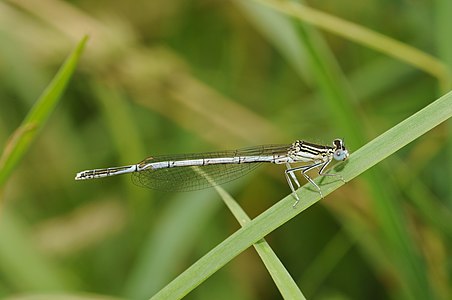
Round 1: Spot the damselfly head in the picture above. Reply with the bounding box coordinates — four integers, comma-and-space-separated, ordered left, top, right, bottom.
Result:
332, 139, 349, 161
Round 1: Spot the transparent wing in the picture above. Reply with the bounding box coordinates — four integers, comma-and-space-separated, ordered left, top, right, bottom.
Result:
131, 144, 290, 192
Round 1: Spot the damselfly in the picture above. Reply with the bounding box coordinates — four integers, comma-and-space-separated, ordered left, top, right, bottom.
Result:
75, 139, 349, 207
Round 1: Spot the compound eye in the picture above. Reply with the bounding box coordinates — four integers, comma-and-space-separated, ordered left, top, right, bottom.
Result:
334, 149, 348, 161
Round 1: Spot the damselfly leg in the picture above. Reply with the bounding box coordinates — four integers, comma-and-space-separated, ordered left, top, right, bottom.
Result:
285, 156, 346, 208
286, 161, 325, 207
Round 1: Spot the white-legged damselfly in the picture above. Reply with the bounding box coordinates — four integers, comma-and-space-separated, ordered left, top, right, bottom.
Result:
75, 139, 349, 207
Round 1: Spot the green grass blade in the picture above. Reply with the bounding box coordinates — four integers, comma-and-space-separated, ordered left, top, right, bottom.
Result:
214, 185, 305, 300
0, 36, 88, 188
233, 0, 311, 84
150, 90, 452, 300
252, 0, 451, 89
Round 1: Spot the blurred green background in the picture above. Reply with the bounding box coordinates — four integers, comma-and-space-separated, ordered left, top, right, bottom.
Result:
0, 0, 451, 299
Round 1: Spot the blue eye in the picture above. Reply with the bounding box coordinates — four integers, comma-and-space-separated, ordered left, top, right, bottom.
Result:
334, 149, 348, 161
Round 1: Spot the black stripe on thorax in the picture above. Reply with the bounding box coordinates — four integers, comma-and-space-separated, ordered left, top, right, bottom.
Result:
297, 141, 333, 155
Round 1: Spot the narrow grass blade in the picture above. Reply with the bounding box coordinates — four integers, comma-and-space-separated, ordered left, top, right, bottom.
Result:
213, 185, 305, 300
234, 0, 311, 84
252, 0, 451, 89
150, 91, 452, 300
139, 168, 303, 299
0, 36, 88, 188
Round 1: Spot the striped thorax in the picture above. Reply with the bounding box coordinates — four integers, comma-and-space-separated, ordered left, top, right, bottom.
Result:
288, 139, 349, 163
